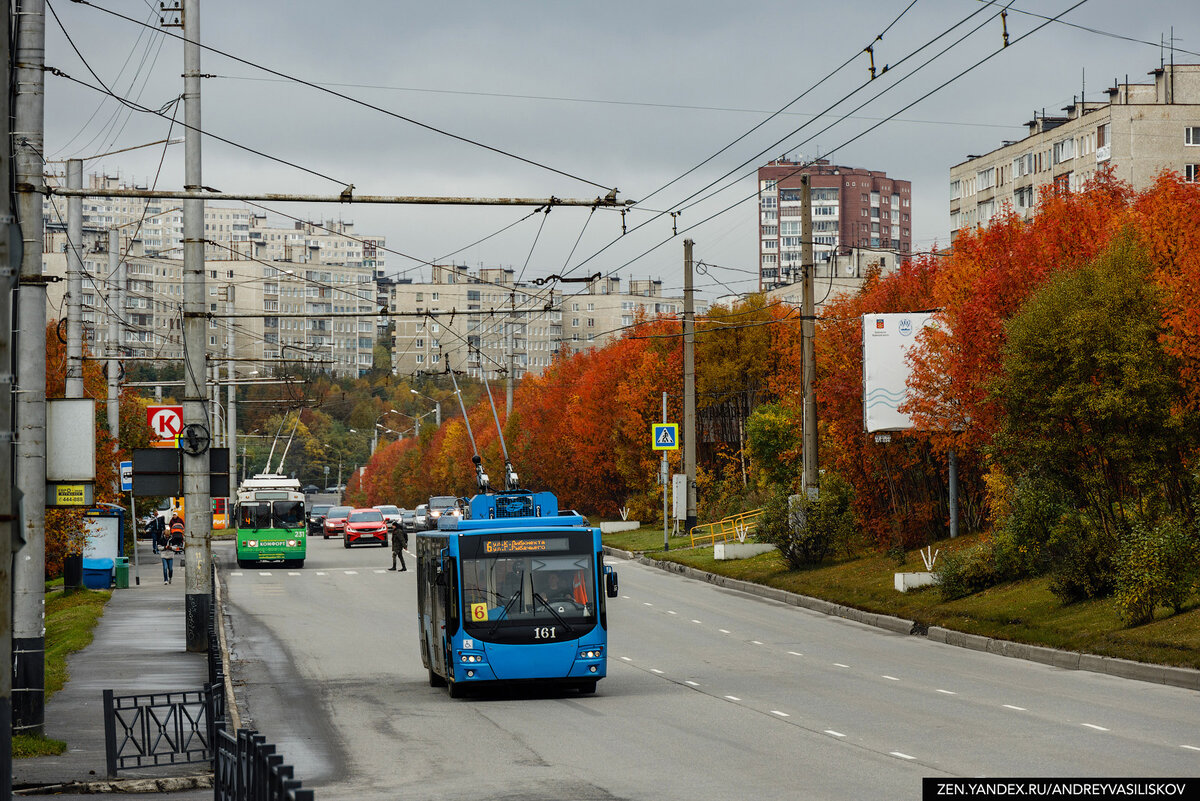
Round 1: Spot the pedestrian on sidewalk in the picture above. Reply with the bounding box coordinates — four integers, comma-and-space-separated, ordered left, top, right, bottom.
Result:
149, 514, 165, 554
162, 517, 184, 584
388, 522, 407, 572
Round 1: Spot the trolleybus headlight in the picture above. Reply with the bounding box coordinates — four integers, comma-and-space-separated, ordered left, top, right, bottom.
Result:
286, 539, 298, 547
247, 540, 258, 548
578, 647, 604, 659
459, 652, 485, 664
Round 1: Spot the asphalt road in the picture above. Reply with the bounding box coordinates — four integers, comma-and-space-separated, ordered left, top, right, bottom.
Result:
219, 537, 1200, 801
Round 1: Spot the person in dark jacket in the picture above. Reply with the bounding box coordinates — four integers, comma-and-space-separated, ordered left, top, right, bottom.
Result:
148, 515, 165, 554
387, 521, 407, 572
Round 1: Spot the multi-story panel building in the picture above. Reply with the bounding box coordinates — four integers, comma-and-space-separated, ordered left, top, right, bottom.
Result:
949, 64, 1200, 238
385, 267, 682, 380
757, 158, 913, 291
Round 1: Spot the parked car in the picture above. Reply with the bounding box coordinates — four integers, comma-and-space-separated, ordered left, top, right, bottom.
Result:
344, 508, 388, 548
373, 505, 403, 531
427, 495, 462, 528
413, 503, 429, 531
307, 504, 332, 536
322, 506, 353, 539
301, 484, 320, 495
399, 508, 417, 533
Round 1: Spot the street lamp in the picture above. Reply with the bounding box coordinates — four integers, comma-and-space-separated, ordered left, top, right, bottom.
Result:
371, 409, 405, 455
410, 389, 441, 429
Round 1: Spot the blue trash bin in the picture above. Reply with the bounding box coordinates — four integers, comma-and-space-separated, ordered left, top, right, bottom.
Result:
81, 557, 115, 590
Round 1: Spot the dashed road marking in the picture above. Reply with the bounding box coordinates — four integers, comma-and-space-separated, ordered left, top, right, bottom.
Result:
1082, 724, 1109, 731
1181, 745, 1200, 752
691, 619, 702, 624
724, 695, 741, 701
751, 640, 763, 645
684, 680, 700, 687
258, 572, 272, 576
344, 571, 358, 575
825, 730, 846, 738
643, 602, 653, 607
771, 710, 790, 717
936, 689, 957, 695
230, 572, 242, 576
651, 669, 664, 674
315, 572, 327, 576
787, 651, 803, 657
667, 610, 677, 615
882, 675, 899, 681
890, 752, 915, 760
834, 663, 850, 668
1003, 705, 1027, 711
287, 572, 301, 576
373, 570, 385, 574
620, 656, 633, 662
719, 629, 731, 634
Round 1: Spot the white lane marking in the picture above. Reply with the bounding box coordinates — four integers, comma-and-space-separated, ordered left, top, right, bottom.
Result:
667, 610, 677, 615
258, 572, 272, 576
891, 752, 916, 760
882, 675, 899, 681
650, 669, 664, 674
771, 710, 790, 717
936, 689, 957, 695
1181, 745, 1200, 752
287, 572, 301, 576
751, 640, 764, 645
692, 619, 703, 624
620, 656, 632, 662
315, 572, 327, 576
621, 595, 631, 599
684, 680, 700, 687
373, 570, 386, 574
229, 572, 242, 576
1002, 705, 1027, 711
1082, 724, 1109, 731
787, 651, 803, 657
719, 629, 731, 634
834, 663, 850, 668
825, 730, 846, 738
344, 570, 358, 575
724, 695, 741, 701
643, 602, 653, 607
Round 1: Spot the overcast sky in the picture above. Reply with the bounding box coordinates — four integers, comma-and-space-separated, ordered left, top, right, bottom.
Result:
41, 0, 1200, 303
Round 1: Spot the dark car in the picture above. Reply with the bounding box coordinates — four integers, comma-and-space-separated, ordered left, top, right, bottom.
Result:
399, 508, 417, 533
427, 495, 462, 528
322, 506, 353, 539
344, 508, 388, 548
302, 484, 320, 495
307, 504, 332, 536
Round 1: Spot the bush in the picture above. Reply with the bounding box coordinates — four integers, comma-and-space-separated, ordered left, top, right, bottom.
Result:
990, 474, 1071, 580
1047, 513, 1118, 604
936, 540, 1002, 601
1113, 517, 1200, 626
757, 474, 857, 569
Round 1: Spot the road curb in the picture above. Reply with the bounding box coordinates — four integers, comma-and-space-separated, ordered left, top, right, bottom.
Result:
14, 773, 213, 795
605, 546, 1200, 691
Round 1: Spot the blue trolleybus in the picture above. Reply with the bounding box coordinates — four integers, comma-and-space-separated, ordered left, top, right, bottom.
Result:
417, 490, 619, 697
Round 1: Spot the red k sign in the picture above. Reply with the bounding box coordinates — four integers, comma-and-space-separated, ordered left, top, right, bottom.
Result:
147, 405, 184, 441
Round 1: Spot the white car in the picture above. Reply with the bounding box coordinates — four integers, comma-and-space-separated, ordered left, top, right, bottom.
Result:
373, 505, 403, 531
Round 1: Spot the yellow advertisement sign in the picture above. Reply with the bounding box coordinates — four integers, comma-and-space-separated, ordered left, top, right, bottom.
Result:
48, 484, 91, 506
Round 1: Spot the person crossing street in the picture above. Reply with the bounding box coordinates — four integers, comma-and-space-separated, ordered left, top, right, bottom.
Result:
387, 519, 407, 572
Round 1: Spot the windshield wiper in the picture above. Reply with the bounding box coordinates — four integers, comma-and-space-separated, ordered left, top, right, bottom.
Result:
531, 593, 574, 633
487, 590, 524, 636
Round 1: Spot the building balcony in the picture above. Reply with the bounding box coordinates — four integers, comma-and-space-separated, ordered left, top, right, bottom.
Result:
1096, 144, 1111, 162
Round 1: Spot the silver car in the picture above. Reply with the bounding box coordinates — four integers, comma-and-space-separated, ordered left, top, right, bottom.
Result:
373, 505, 403, 531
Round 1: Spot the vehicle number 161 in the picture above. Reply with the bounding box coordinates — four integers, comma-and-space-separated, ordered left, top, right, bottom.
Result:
533, 626, 557, 639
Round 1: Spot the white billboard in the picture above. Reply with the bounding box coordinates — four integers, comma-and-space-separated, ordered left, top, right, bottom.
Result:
862, 312, 934, 433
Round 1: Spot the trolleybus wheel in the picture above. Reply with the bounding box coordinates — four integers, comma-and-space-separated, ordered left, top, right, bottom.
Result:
447, 679, 464, 698
578, 680, 597, 695
237, 559, 249, 569
428, 668, 445, 688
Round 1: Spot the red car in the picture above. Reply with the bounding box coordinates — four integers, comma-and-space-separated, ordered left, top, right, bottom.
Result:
322, 506, 353, 539
344, 508, 389, 549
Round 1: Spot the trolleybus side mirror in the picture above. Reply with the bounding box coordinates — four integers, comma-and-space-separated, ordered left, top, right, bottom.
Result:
605, 565, 618, 598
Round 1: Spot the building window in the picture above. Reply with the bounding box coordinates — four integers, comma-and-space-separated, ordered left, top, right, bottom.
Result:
1186, 164, 1200, 183
1186, 127, 1200, 146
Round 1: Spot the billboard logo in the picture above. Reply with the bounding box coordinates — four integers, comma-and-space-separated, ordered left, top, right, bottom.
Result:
898, 318, 913, 336
875, 318, 885, 329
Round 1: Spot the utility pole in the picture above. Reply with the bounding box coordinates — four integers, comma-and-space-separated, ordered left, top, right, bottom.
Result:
227, 289, 236, 503
13, 0, 48, 737
506, 291, 515, 416
181, 0, 212, 652
2, 5, 19, 788
65, 159, 84, 398
106, 231, 121, 443
800, 174, 819, 498
682, 239, 697, 536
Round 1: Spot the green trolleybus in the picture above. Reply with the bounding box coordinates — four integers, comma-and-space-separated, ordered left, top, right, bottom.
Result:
234, 474, 307, 568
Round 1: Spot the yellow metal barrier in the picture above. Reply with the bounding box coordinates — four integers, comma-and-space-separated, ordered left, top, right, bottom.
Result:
689, 509, 765, 548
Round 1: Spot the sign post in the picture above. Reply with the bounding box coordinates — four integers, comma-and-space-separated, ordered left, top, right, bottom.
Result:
120, 461, 138, 585
652, 413, 679, 551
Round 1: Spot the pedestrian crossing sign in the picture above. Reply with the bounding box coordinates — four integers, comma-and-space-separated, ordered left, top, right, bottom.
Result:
652, 423, 679, 451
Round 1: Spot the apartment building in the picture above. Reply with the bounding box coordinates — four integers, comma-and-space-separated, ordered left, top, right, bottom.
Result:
757, 158, 913, 291
949, 63, 1200, 238
384, 267, 682, 380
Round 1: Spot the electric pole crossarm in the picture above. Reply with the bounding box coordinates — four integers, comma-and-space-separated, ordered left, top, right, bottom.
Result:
46, 187, 633, 208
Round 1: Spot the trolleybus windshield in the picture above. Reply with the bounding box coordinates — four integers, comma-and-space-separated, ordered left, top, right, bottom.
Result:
459, 531, 596, 639
240, 500, 305, 530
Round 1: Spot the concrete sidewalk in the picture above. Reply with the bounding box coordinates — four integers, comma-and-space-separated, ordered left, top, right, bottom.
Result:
13, 538, 215, 797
